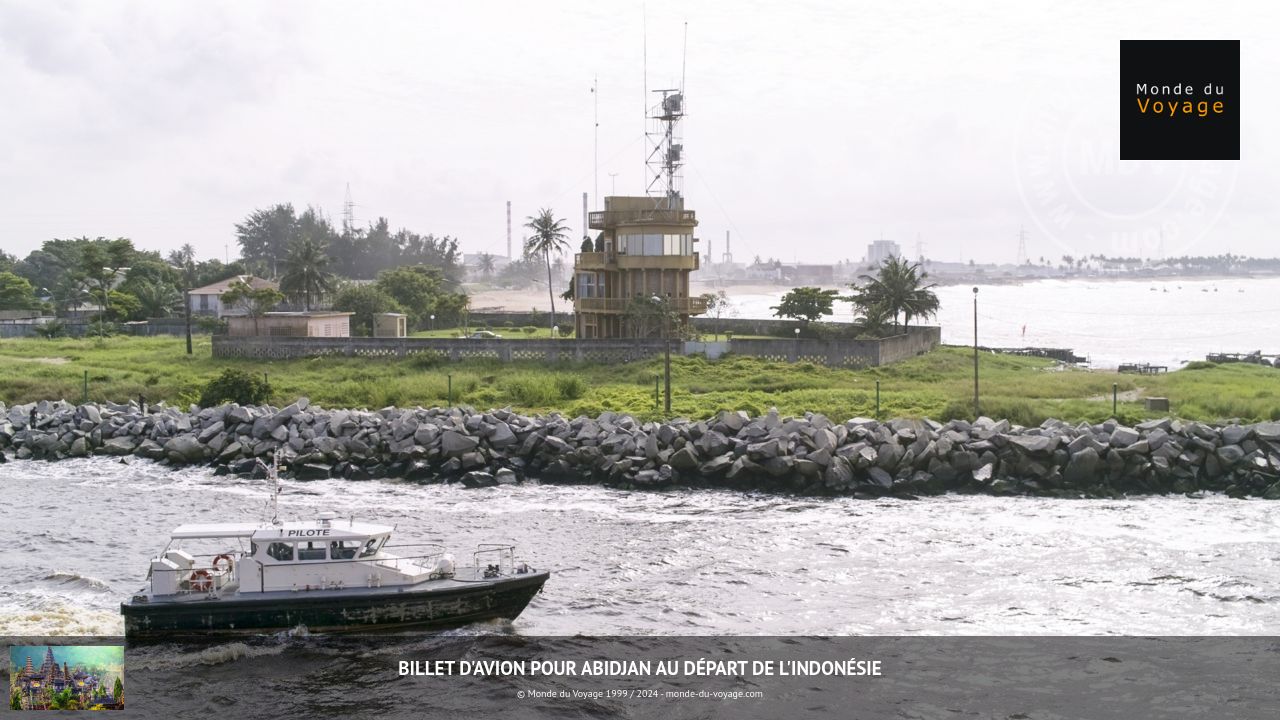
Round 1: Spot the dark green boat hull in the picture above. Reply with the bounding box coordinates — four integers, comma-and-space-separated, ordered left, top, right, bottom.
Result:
121, 572, 548, 639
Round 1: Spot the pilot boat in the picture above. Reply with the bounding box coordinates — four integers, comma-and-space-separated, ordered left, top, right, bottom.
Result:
121, 462, 548, 639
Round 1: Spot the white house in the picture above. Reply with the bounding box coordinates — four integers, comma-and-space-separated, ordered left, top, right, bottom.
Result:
188, 275, 277, 317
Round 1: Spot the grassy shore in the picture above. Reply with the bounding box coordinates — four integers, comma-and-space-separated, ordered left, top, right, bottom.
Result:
0, 335, 1276, 425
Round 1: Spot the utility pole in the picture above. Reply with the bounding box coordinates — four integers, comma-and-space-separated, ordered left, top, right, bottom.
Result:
653, 295, 672, 415
972, 287, 980, 418
506, 201, 512, 259
184, 289, 193, 355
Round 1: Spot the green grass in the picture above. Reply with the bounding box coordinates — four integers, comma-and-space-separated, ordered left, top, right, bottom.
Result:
0, 336, 1277, 425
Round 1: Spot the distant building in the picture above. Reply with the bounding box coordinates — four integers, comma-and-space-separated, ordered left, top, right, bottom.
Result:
865, 240, 901, 268
188, 275, 278, 317
744, 259, 783, 282
227, 311, 352, 337
571, 195, 707, 338
782, 264, 835, 285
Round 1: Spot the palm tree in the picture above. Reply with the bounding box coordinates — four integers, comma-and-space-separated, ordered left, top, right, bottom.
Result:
167, 244, 196, 268
478, 252, 496, 278
523, 208, 571, 331
279, 236, 335, 310
847, 256, 939, 332
132, 279, 182, 318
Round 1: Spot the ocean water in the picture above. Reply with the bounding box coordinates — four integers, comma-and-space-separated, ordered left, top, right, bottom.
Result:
725, 276, 1280, 368
3, 458, 1279, 638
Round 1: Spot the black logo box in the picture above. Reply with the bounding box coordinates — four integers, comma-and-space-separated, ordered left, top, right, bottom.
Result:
1120, 39, 1239, 160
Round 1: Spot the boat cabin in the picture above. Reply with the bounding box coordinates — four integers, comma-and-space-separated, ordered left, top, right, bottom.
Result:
147, 511, 445, 596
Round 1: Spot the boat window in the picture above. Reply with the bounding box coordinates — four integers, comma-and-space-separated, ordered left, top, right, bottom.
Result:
330, 540, 361, 560
298, 541, 326, 562
266, 542, 294, 562
359, 536, 384, 558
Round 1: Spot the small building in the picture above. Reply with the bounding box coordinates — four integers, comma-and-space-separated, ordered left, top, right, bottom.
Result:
374, 312, 408, 338
227, 311, 352, 338
189, 275, 278, 317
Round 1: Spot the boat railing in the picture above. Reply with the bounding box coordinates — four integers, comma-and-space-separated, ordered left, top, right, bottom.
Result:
259, 550, 454, 591
473, 544, 518, 577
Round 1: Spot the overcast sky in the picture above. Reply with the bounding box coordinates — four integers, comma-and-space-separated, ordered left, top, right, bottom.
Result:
2, 1, 1276, 266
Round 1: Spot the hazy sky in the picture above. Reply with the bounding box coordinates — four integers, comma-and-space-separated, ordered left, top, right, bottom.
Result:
2, 1, 1276, 265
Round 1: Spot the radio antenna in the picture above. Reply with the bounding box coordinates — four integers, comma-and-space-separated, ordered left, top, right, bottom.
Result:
681, 21, 688, 93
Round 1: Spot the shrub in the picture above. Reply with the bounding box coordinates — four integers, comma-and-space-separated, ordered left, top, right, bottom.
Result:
199, 368, 272, 407
31, 320, 66, 339
1183, 361, 1216, 370
85, 320, 119, 337
522, 326, 538, 335
194, 316, 228, 334
555, 375, 587, 400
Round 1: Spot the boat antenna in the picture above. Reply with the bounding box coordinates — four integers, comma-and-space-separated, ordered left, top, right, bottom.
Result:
269, 449, 283, 526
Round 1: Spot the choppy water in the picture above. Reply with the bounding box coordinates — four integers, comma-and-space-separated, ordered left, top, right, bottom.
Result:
727, 276, 1280, 368
3, 458, 1280, 637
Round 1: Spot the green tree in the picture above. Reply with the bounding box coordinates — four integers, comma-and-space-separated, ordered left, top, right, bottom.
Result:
0, 249, 15, 273
113, 676, 123, 705
523, 208, 571, 332
332, 283, 403, 336
221, 279, 284, 334
50, 688, 77, 710
374, 265, 467, 329
477, 252, 496, 278
771, 286, 838, 325
10, 688, 21, 710
700, 290, 732, 340
0, 271, 38, 309
235, 204, 297, 277
167, 243, 196, 268
130, 279, 182, 318
78, 238, 135, 336
279, 236, 335, 310
846, 256, 939, 331
104, 290, 142, 322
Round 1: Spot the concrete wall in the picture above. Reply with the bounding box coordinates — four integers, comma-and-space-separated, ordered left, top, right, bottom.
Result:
212, 327, 941, 368
213, 336, 674, 363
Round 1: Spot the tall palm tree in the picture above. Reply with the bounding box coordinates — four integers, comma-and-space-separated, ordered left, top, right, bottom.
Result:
847, 256, 939, 331
523, 208, 571, 331
478, 252, 496, 278
279, 236, 335, 310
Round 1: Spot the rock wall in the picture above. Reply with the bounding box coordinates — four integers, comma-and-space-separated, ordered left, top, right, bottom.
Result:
2, 399, 1279, 499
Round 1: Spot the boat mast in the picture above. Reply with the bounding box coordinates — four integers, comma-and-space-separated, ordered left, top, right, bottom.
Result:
269, 449, 283, 526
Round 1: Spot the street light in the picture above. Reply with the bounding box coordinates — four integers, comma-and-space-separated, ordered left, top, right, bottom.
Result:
972, 286, 980, 419
794, 326, 801, 361
430, 314, 435, 332
652, 295, 671, 415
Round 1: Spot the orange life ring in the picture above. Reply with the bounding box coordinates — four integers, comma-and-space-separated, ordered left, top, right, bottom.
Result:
189, 569, 213, 593
213, 554, 234, 572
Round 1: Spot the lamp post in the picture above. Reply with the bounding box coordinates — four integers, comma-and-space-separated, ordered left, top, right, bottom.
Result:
972, 286, 980, 419
794, 326, 801, 361
652, 295, 671, 415
429, 314, 435, 332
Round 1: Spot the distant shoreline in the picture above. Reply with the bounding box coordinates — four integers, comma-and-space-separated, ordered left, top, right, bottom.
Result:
467, 273, 1280, 312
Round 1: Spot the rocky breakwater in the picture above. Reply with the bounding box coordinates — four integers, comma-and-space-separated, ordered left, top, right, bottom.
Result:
3, 399, 1280, 499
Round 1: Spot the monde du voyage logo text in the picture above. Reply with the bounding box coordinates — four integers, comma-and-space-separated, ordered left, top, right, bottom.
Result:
1120, 40, 1239, 160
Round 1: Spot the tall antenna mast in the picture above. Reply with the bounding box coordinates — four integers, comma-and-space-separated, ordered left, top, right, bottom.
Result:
342, 183, 356, 234
593, 76, 599, 210
1016, 225, 1029, 266
681, 21, 688, 93
645, 22, 687, 203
